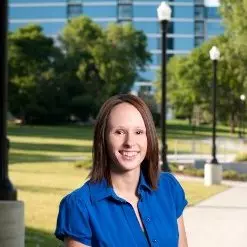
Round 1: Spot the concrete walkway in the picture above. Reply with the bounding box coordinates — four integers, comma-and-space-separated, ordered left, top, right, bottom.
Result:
179, 176, 247, 247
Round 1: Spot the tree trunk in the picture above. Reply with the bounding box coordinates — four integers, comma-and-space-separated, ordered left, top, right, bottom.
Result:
229, 112, 235, 133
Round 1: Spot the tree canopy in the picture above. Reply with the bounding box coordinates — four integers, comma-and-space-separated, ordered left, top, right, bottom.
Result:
8, 16, 151, 124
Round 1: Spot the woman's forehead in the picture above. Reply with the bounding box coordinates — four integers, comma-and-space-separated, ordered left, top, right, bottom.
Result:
107, 103, 146, 128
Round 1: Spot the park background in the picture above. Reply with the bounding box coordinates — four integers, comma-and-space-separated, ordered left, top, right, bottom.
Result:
5, 0, 247, 246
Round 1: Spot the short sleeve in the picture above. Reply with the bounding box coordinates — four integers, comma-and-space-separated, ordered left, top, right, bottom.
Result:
162, 173, 188, 218
54, 194, 92, 245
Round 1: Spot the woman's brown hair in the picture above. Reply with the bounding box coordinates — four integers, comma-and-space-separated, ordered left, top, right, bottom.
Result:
89, 94, 160, 189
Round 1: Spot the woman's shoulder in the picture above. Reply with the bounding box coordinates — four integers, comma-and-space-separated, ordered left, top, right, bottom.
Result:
157, 172, 184, 191
60, 180, 91, 206
158, 172, 179, 184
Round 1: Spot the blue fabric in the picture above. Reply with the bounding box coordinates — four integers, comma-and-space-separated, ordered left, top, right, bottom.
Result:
55, 172, 188, 247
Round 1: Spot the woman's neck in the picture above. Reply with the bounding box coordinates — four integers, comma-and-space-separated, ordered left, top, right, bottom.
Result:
110, 168, 141, 197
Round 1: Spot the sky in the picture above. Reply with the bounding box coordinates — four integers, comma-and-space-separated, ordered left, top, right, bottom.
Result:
204, 0, 220, 7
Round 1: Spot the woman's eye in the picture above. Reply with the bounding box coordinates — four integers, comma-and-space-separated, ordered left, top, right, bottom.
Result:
136, 130, 144, 135
115, 130, 124, 135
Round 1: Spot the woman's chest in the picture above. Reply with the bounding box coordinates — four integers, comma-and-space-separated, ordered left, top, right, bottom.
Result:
88, 194, 179, 247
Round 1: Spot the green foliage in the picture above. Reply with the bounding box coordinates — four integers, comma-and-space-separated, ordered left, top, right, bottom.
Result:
155, 34, 247, 131
8, 24, 68, 124
8, 17, 151, 124
235, 152, 247, 162
171, 163, 247, 181
59, 16, 151, 120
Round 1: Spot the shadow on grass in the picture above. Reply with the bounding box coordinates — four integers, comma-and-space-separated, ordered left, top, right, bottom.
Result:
25, 227, 61, 247
17, 185, 71, 195
10, 142, 92, 153
9, 153, 58, 164
8, 125, 94, 141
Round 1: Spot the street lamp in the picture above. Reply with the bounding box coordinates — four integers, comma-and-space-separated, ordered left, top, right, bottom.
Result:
204, 46, 222, 186
0, 0, 17, 200
240, 94, 246, 138
157, 2, 171, 172
209, 46, 220, 164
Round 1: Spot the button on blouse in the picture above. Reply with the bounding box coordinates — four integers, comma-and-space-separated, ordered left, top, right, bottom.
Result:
55, 172, 188, 247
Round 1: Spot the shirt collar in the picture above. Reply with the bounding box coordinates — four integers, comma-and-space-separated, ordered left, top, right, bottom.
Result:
89, 171, 153, 203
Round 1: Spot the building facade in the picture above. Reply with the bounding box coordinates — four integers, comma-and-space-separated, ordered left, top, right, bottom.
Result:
9, 0, 224, 92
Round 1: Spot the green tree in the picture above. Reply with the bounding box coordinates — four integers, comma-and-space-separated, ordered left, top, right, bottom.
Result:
8, 24, 68, 124
155, 35, 247, 132
59, 16, 151, 120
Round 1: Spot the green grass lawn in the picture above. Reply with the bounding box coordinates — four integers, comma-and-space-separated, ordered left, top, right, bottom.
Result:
7, 122, 230, 246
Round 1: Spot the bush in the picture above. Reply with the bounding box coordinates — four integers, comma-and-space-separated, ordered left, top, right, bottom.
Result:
235, 153, 247, 162
170, 163, 247, 181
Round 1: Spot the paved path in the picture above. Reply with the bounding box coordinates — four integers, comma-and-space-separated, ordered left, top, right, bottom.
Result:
179, 176, 247, 247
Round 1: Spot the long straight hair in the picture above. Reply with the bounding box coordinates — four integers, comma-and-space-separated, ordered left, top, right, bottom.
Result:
89, 94, 160, 189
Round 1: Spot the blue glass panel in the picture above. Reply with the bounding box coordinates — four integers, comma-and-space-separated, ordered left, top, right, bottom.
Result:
118, 5, 132, 20
206, 22, 224, 36
9, 22, 66, 35
10, 0, 65, 2
133, 6, 158, 18
83, 6, 116, 18
173, 6, 193, 18
174, 37, 194, 50
147, 37, 158, 50
138, 70, 157, 81
9, 6, 66, 19
206, 7, 220, 19
173, 22, 194, 34
134, 21, 158, 33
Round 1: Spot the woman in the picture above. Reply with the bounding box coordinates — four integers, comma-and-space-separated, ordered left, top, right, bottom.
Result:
55, 94, 188, 247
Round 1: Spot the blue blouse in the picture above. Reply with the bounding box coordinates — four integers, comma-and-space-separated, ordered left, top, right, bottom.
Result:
55, 172, 188, 247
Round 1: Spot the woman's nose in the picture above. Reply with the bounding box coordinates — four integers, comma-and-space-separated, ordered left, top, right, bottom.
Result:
124, 133, 135, 147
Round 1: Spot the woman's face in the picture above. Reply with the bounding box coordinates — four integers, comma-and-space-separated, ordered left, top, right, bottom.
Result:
106, 102, 147, 173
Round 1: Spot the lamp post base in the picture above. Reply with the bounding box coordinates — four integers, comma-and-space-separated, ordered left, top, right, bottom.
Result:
0, 201, 24, 247
204, 163, 222, 186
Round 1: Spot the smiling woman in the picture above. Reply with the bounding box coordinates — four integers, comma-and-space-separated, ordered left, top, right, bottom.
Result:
55, 94, 188, 247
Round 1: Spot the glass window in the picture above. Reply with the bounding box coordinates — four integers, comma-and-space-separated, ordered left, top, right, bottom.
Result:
174, 37, 194, 50
195, 21, 204, 35
157, 37, 173, 50
118, 0, 132, 3
195, 6, 204, 19
133, 6, 157, 18
206, 7, 220, 19
9, 6, 67, 19
134, 21, 158, 33
194, 0, 204, 4
206, 22, 224, 36
68, 0, 81, 3
147, 37, 158, 50
195, 37, 204, 47
156, 37, 194, 50
174, 22, 194, 34
138, 70, 157, 82
68, 4, 82, 18
83, 6, 116, 18
118, 5, 132, 20
10, 0, 64, 2
173, 6, 194, 18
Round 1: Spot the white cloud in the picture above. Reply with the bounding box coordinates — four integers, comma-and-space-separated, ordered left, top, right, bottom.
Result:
204, 0, 220, 7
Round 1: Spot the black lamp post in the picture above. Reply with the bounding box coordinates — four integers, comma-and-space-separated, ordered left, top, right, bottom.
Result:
0, 0, 17, 200
157, 2, 172, 172
240, 94, 246, 138
209, 46, 220, 165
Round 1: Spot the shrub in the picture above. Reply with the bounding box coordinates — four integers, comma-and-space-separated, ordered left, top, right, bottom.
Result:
235, 153, 247, 162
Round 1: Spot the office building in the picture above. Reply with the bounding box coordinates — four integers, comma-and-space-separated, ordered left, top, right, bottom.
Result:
9, 0, 224, 91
